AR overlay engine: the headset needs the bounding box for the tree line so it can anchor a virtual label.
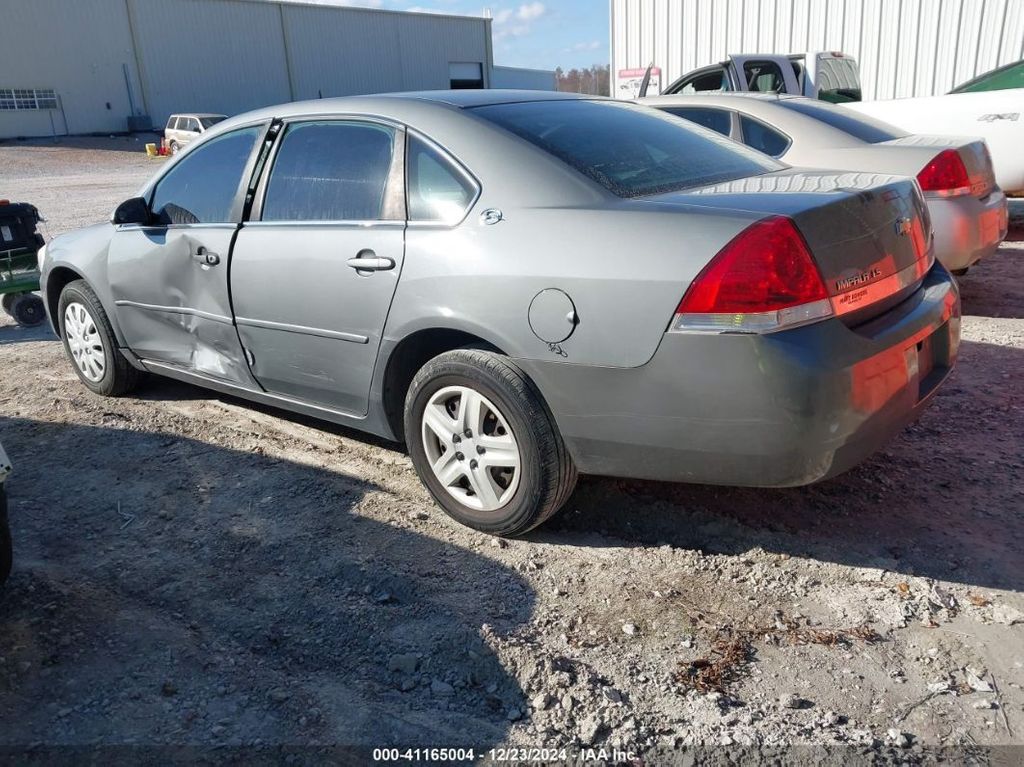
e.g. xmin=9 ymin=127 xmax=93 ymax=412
xmin=555 ymin=65 xmax=611 ymax=96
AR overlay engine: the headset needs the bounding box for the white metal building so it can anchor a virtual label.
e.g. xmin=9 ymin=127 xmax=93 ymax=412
xmin=0 ymin=0 xmax=552 ymax=139
xmin=611 ymin=0 xmax=1024 ymax=101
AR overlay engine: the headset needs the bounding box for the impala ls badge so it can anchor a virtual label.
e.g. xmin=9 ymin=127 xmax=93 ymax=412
xmin=835 ymin=267 xmax=883 ymax=292
xmin=894 ymin=217 xmax=913 ymax=237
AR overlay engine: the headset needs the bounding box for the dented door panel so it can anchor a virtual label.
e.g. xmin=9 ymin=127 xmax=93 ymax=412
xmin=107 ymin=224 xmax=253 ymax=385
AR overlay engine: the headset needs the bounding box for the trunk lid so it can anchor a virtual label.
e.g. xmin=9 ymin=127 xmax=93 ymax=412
xmin=645 ymin=169 xmax=932 ymax=323
xmin=879 ymin=135 xmax=997 ymax=198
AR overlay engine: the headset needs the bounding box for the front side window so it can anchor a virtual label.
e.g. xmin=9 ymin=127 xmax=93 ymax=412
xmin=407 ymin=136 xmax=476 ymax=223
xmin=659 ymin=106 xmax=732 ymax=137
xmin=473 ymin=100 xmax=779 ymax=198
xmin=739 ymin=115 xmax=790 ymax=157
xmin=150 ymin=126 xmax=261 ymax=225
xmin=678 ymin=68 xmax=727 ymax=94
xmin=262 ymin=121 xmax=395 ymax=222
xmin=200 ymin=116 xmax=225 ymax=130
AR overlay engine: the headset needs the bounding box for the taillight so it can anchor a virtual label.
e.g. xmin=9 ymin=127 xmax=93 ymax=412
xmin=917 ymin=149 xmax=971 ymax=197
xmin=671 ymin=216 xmax=832 ymax=334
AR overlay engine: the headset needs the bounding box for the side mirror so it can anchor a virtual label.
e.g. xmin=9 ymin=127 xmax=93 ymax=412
xmin=112 ymin=197 xmax=151 ymax=226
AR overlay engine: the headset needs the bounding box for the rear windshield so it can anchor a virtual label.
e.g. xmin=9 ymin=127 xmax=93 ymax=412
xmin=471 ymin=100 xmax=780 ymax=198
xmin=200 ymin=116 xmax=226 ymax=129
xmin=777 ymin=99 xmax=905 ymax=143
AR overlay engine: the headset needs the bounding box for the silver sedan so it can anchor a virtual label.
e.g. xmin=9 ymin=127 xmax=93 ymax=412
xmin=641 ymin=93 xmax=1009 ymax=275
xmin=40 ymin=92 xmax=959 ymax=536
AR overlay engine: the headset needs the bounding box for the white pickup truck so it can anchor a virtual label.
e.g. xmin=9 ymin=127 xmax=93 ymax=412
xmin=660 ymin=53 xmax=1023 ymax=194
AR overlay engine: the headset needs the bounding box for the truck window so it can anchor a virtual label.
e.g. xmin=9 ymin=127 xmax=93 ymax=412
xmin=742 ymin=61 xmax=788 ymax=93
xmin=816 ymin=57 xmax=862 ymax=102
xmin=676 ymin=67 xmax=728 ymax=94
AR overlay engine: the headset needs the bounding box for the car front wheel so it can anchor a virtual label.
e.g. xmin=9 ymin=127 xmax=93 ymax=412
xmin=405 ymin=349 xmax=576 ymax=537
xmin=58 ymin=280 xmax=142 ymax=397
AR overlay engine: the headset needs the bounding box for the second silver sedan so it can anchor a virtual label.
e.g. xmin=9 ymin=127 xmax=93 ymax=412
xmin=641 ymin=93 xmax=1008 ymax=275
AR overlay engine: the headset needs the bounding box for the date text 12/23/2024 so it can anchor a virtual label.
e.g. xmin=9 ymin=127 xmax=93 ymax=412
xmin=372 ymin=747 xmax=640 ymax=763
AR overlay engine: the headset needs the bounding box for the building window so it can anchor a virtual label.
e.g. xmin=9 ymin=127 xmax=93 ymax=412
xmin=0 ymin=88 xmax=58 ymax=110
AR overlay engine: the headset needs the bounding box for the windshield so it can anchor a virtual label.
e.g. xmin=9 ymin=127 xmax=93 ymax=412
xmin=776 ymin=99 xmax=906 ymax=143
xmin=199 ymin=116 xmax=226 ymax=129
xmin=471 ymin=100 xmax=780 ymax=198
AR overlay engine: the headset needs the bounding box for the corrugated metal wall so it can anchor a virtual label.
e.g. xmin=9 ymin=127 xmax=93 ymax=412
xmin=0 ymin=0 xmax=492 ymax=139
xmin=611 ymin=0 xmax=1024 ymax=100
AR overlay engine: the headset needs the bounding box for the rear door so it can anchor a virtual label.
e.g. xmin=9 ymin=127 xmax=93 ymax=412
xmin=107 ymin=123 xmax=266 ymax=385
xmin=229 ymin=119 xmax=406 ymax=416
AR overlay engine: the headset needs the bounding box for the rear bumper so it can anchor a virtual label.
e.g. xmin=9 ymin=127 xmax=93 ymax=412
xmin=929 ymin=190 xmax=1008 ymax=271
xmin=522 ymin=265 xmax=960 ymax=487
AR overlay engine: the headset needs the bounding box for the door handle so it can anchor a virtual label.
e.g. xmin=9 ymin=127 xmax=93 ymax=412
xmin=346 ymin=252 xmax=395 ymax=272
xmin=192 ymin=247 xmax=220 ymax=266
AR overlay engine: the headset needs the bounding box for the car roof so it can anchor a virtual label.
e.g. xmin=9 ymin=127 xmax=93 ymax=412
xmin=376 ymin=89 xmax=597 ymax=108
xmin=172 ymin=112 xmax=227 ymax=118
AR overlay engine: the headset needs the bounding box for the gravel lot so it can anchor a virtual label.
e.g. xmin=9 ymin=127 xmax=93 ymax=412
xmin=1 ymin=136 xmax=1022 ymax=759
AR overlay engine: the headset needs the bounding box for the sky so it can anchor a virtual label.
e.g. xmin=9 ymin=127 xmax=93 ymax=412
xmin=288 ymin=1 xmax=610 ymax=71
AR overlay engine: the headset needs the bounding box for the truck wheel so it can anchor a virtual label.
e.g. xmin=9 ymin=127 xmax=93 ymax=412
xmin=10 ymin=293 xmax=46 ymax=327
xmin=58 ymin=280 xmax=142 ymax=397
xmin=405 ymin=349 xmax=577 ymax=537
xmin=1 ymin=293 xmax=16 ymax=316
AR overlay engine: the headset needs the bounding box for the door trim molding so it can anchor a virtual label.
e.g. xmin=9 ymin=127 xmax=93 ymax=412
xmin=235 ymin=315 xmax=369 ymax=344
xmin=114 ymin=299 xmax=233 ymax=325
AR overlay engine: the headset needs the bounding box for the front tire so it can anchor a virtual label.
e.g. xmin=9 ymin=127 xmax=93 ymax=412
xmin=58 ymin=280 xmax=142 ymax=397
xmin=405 ymin=349 xmax=576 ymax=537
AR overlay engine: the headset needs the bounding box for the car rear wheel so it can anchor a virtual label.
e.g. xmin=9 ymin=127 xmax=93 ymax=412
xmin=58 ymin=280 xmax=142 ymax=397
xmin=405 ymin=349 xmax=576 ymax=537
xmin=8 ymin=293 xmax=46 ymax=327
xmin=169 ymin=140 xmax=180 ymax=155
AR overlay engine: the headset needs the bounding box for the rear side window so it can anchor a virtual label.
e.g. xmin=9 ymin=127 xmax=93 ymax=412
xmin=776 ymin=99 xmax=906 ymax=143
xmin=677 ymin=68 xmax=728 ymax=94
xmin=658 ymin=106 xmax=731 ymax=136
xmin=743 ymin=61 xmax=788 ymax=93
xmin=739 ymin=115 xmax=790 ymax=157
xmin=472 ymin=100 xmax=779 ymax=198
xmin=407 ymin=136 xmax=476 ymax=223
xmin=150 ymin=126 xmax=260 ymax=224
xmin=262 ymin=121 xmax=395 ymax=222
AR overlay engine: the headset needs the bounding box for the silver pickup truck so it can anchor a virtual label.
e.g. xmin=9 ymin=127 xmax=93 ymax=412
xmin=660 ymin=52 xmax=862 ymax=102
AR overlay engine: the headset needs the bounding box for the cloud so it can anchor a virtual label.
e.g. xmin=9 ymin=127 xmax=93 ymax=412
xmin=491 ymin=3 xmax=546 ymax=40
xmin=515 ymin=2 xmax=545 ymax=21
xmin=568 ymin=40 xmax=602 ymax=52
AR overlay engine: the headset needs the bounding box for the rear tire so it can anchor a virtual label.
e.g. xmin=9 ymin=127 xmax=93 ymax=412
xmin=1 ymin=293 xmax=16 ymax=316
xmin=405 ymin=349 xmax=576 ymax=537
xmin=169 ymin=140 xmax=180 ymax=155
xmin=58 ymin=280 xmax=142 ymax=397
xmin=9 ymin=293 xmax=46 ymax=327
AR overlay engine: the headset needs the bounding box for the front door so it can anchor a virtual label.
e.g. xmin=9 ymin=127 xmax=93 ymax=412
xmin=229 ymin=119 xmax=406 ymax=416
xmin=107 ymin=124 xmax=265 ymax=385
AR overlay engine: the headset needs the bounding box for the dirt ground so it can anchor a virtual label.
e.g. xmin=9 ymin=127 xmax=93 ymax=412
xmin=1 ymin=137 xmax=1022 ymax=760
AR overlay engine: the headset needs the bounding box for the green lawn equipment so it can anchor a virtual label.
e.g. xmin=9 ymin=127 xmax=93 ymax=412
xmin=0 ymin=200 xmax=46 ymax=327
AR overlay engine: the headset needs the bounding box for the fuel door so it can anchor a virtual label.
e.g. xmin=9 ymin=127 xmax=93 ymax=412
xmin=528 ymin=288 xmax=578 ymax=344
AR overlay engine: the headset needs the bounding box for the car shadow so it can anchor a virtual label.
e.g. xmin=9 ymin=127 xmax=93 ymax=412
xmin=539 ymin=338 xmax=1023 ymax=593
xmin=0 ymin=322 xmax=56 ymax=346
xmin=0 ymin=417 xmax=532 ymax=749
